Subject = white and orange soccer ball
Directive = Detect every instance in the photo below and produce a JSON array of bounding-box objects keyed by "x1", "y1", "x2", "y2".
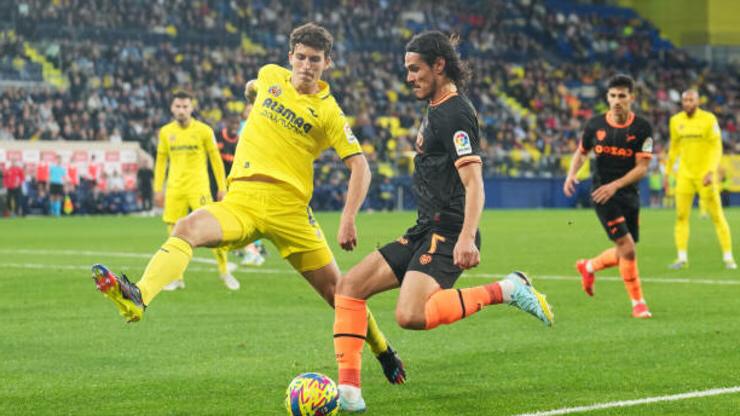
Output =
[{"x1": 284, "y1": 372, "x2": 339, "y2": 416}]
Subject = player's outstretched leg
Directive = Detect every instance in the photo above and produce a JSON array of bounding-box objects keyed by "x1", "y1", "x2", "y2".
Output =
[
  {"x1": 575, "y1": 248, "x2": 618, "y2": 296},
  {"x1": 575, "y1": 259, "x2": 595, "y2": 296},
  {"x1": 91, "y1": 264, "x2": 145, "y2": 323},
  {"x1": 506, "y1": 272, "x2": 554, "y2": 326}
]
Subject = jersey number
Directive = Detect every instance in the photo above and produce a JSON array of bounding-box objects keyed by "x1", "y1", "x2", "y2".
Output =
[{"x1": 428, "y1": 233, "x2": 446, "y2": 254}]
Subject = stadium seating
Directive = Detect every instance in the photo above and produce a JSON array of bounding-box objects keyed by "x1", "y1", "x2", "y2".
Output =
[{"x1": 1, "y1": 0, "x2": 737, "y2": 212}]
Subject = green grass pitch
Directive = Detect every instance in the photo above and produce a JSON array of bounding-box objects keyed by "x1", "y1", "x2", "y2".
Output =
[{"x1": 1, "y1": 208, "x2": 738, "y2": 415}]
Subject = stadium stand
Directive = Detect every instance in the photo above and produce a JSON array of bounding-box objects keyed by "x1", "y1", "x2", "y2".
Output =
[{"x1": 1, "y1": 0, "x2": 737, "y2": 213}]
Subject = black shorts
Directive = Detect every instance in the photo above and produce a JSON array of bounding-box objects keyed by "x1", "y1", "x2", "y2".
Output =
[
  {"x1": 378, "y1": 229, "x2": 481, "y2": 289},
  {"x1": 50, "y1": 183, "x2": 64, "y2": 197},
  {"x1": 594, "y1": 192, "x2": 640, "y2": 242}
]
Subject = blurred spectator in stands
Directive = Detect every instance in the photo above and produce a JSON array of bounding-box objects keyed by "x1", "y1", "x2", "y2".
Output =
[
  {"x1": 648, "y1": 165, "x2": 664, "y2": 208},
  {"x1": 378, "y1": 176, "x2": 396, "y2": 211},
  {"x1": 36, "y1": 159, "x2": 50, "y2": 194},
  {"x1": 4, "y1": 161, "x2": 26, "y2": 217},
  {"x1": 137, "y1": 159, "x2": 154, "y2": 213}
]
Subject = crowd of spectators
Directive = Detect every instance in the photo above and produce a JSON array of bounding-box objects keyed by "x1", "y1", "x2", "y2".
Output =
[{"x1": 1, "y1": 0, "x2": 738, "y2": 213}]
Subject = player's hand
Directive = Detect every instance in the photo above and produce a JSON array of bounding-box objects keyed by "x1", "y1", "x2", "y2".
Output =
[
  {"x1": 563, "y1": 176, "x2": 579, "y2": 197},
  {"x1": 244, "y1": 80, "x2": 257, "y2": 104},
  {"x1": 216, "y1": 190, "x2": 226, "y2": 201},
  {"x1": 154, "y1": 191, "x2": 164, "y2": 208},
  {"x1": 453, "y1": 236, "x2": 480, "y2": 270},
  {"x1": 702, "y1": 171, "x2": 713, "y2": 186},
  {"x1": 591, "y1": 182, "x2": 618, "y2": 204},
  {"x1": 337, "y1": 218, "x2": 357, "y2": 251}
]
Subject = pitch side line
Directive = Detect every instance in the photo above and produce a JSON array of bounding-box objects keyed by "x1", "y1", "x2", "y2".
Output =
[
  {"x1": 512, "y1": 386, "x2": 740, "y2": 416},
  {"x1": 0, "y1": 248, "x2": 737, "y2": 285}
]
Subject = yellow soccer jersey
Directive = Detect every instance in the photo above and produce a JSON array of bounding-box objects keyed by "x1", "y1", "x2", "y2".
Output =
[
  {"x1": 667, "y1": 108, "x2": 722, "y2": 180},
  {"x1": 154, "y1": 119, "x2": 227, "y2": 193},
  {"x1": 229, "y1": 64, "x2": 362, "y2": 202}
]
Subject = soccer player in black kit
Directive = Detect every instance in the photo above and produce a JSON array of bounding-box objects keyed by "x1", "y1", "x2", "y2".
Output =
[
  {"x1": 332, "y1": 31, "x2": 554, "y2": 412},
  {"x1": 564, "y1": 74, "x2": 654, "y2": 319}
]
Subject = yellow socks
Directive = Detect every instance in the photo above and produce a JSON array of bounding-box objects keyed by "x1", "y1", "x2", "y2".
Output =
[
  {"x1": 365, "y1": 308, "x2": 388, "y2": 356},
  {"x1": 137, "y1": 237, "x2": 193, "y2": 305},
  {"x1": 212, "y1": 247, "x2": 229, "y2": 275}
]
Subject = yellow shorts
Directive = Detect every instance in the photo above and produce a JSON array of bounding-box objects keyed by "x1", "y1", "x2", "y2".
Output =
[
  {"x1": 163, "y1": 188, "x2": 212, "y2": 224},
  {"x1": 675, "y1": 176, "x2": 719, "y2": 199},
  {"x1": 202, "y1": 181, "x2": 333, "y2": 272}
]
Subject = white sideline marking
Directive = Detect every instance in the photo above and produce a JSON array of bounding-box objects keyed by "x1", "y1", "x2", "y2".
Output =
[
  {"x1": 0, "y1": 248, "x2": 738, "y2": 285},
  {"x1": 512, "y1": 386, "x2": 740, "y2": 416}
]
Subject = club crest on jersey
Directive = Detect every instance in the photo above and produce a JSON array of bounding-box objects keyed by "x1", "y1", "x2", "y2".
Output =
[
  {"x1": 169, "y1": 134, "x2": 176, "y2": 142},
  {"x1": 453, "y1": 131, "x2": 472, "y2": 155},
  {"x1": 596, "y1": 129, "x2": 606, "y2": 141},
  {"x1": 268, "y1": 85, "x2": 282, "y2": 98},
  {"x1": 642, "y1": 137, "x2": 653, "y2": 153}
]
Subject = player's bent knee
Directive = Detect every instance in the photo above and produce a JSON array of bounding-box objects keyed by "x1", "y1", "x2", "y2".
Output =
[
  {"x1": 395, "y1": 307, "x2": 425, "y2": 330},
  {"x1": 171, "y1": 211, "x2": 222, "y2": 248}
]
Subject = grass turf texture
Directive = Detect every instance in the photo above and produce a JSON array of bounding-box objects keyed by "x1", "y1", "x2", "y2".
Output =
[{"x1": 0, "y1": 208, "x2": 738, "y2": 415}]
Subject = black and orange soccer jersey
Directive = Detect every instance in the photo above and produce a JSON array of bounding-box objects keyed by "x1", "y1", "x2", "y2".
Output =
[
  {"x1": 409, "y1": 92, "x2": 483, "y2": 237},
  {"x1": 216, "y1": 127, "x2": 239, "y2": 175},
  {"x1": 579, "y1": 111, "x2": 654, "y2": 193}
]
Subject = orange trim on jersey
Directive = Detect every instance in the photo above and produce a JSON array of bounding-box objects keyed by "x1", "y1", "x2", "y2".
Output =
[
  {"x1": 578, "y1": 142, "x2": 588, "y2": 155},
  {"x1": 636, "y1": 152, "x2": 653, "y2": 160},
  {"x1": 605, "y1": 111, "x2": 635, "y2": 129},
  {"x1": 430, "y1": 92, "x2": 459, "y2": 107},
  {"x1": 455, "y1": 155, "x2": 482, "y2": 169},
  {"x1": 607, "y1": 217, "x2": 626, "y2": 227},
  {"x1": 221, "y1": 127, "x2": 239, "y2": 144}
]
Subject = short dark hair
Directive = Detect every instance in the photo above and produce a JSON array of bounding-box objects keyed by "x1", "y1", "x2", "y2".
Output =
[
  {"x1": 405, "y1": 31, "x2": 470, "y2": 88},
  {"x1": 607, "y1": 74, "x2": 635, "y2": 92},
  {"x1": 290, "y1": 23, "x2": 333, "y2": 57},
  {"x1": 172, "y1": 90, "x2": 193, "y2": 101}
]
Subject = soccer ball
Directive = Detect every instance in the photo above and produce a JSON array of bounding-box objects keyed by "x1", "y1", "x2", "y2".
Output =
[{"x1": 284, "y1": 372, "x2": 339, "y2": 416}]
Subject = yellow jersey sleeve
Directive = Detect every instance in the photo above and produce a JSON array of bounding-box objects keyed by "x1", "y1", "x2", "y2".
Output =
[
  {"x1": 153, "y1": 127, "x2": 170, "y2": 193},
  {"x1": 705, "y1": 112, "x2": 722, "y2": 174},
  {"x1": 666, "y1": 114, "x2": 681, "y2": 177},
  {"x1": 203, "y1": 127, "x2": 227, "y2": 192},
  {"x1": 229, "y1": 64, "x2": 362, "y2": 202},
  {"x1": 323, "y1": 102, "x2": 362, "y2": 160}
]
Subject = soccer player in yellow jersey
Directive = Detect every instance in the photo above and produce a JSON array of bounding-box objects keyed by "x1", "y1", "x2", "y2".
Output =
[
  {"x1": 667, "y1": 90, "x2": 736, "y2": 270},
  {"x1": 152, "y1": 91, "x2": 239, "y2": 290},
  {"x1": 91, "y1": 23, "x2": 405, "y2": 385}
]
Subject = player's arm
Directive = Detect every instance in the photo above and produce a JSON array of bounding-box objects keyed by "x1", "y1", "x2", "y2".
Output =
[
  {"x1": 205, "y1": 129, "x2": 227, "y2": 200},
  {"x1": 592, "y1": 157, "x2": 650, "y2": 204},
  {"x1": 338, "y1": 154, "x2": 371, "y2": 251},
  {"x1": 455, "y1": 161, "x2": 484, "y2": 270},
  {"x1": 665, "y1": 116, "x2": 680, "y2": 182},
  {"x1": 564, "y1": 149, "x2": 588, "y2": 197},
  {"x1": 703, "y1": 114, "x2": 723, "y2": 186},
  {"x1": 153, "y1": 129, "x2": 169, "y2": 207},
  {"x1": 244, "y1": 79, "x2": 258, "y2": 104}
]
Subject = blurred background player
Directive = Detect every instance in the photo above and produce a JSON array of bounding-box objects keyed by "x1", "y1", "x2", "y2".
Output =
[
  {"x1": 333, "y1": 31, "x2": 553, "y2": 412},
  {"x1": 48, "y1": 155, "x2": 67, "y2": 217},
  {"x1": 137, "y1": 158, "x2": 154, "y2": 214},
  {"x1": 565, "y1": 74, "x2": 654, "y2": 319},
  {"x1": 153, "y1": 90, "x2": 238, "y2": 291},
  {"x1": 91, "y1": 23, "x2": 404, "y2": 385},
  {"x1": 4, "y1": 161, "x2": 25, "y2": 217},
  {"x1": 666, "y1": 90, "x2": 736, "y2": 270}
]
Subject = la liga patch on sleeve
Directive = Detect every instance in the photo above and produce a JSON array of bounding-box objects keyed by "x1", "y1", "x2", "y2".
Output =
[{"x1": 453, "y1": 131, "x2": 472, "y2": 155}]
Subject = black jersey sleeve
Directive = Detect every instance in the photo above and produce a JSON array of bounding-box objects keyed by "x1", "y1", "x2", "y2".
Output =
[
  {"x1": 435, "y1": 106, "x2": 482, "y2": 169},
  {"x1": 634, "y1": 118, "x2": 654, "y2": 160},
  {"x1": 579, "y1": 118, "x2": 597, "y2": 154}
]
